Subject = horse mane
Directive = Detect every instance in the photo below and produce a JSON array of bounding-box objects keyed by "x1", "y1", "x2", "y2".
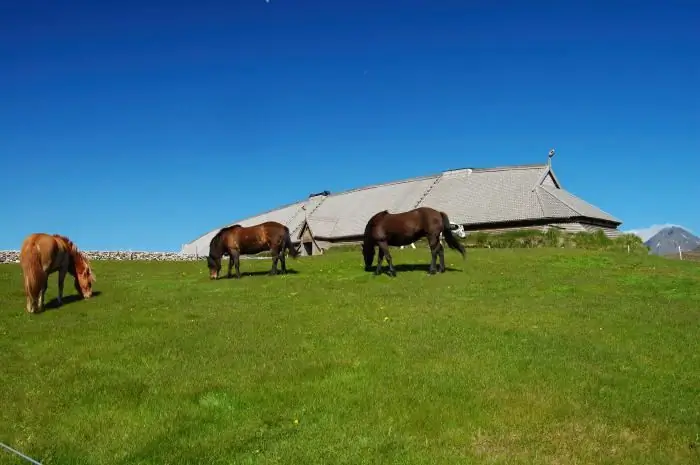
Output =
[
  {"x1": 363, "y1": 210, "x2": 390, "y2": 240},
  {"x1": 53, "y1": 234, "x2": 95, "y2": 280},
  {"x1": 211, "y1": 225, "x2": 235, "y2": 242},
  {"x1": 52, "y1": 234, "x2": 79, "y2": 259},
  {"x1": 368, "y1": 210, "x2": 390, "y2": 225},
  {"x1": 215, "y1": 224, "x2": 241, "y2": 237},
  {"x1": 209, "y1": 225, "x2": 241, "y2": 257}
]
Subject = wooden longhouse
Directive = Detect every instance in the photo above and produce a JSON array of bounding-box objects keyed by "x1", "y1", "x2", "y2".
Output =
[{"x1": 181, "y1": 160, "x2": 622, "y2": 256}]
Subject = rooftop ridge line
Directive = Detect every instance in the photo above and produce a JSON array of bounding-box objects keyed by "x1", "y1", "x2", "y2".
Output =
[
  {"x1": 183, "y1": 161, "x2": 551, "y2": 247},
  {"x1": 321, "y1": 163, "x2": 547, "y2": 199},
  {"x1": 537, "y1": 185, "x2": 583, "y2": 217},
  {"x1": 538, "y1": 185, "x2": 621, "y2": 223}
]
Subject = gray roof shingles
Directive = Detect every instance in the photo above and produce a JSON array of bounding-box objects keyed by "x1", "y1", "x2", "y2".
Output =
[
  {"x1": 308, "y1": 176, "x2": 440, "y2": 238},
  {"x1": 181, "y1": 163, "x2": 621, "y2": 254}
]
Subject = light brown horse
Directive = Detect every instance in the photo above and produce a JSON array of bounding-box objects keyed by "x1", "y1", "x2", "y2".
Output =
[
  {"x1": 207, "y1": 221, "x2": 299, "y2": 279},
  {"x1": 19, "y1": 233, "x2": 96, "y2": 313}
]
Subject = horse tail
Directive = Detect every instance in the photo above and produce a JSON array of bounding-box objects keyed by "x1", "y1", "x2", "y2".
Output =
[
  {"x1": 440, "y1": 211, "x2": 466, "y2": 259},
  {"x1": 284, "y1": 226, "x2": 299, "y2": 258},
  {"x1": 19, "y1": 239, "x2": 45, "y2": 306}
]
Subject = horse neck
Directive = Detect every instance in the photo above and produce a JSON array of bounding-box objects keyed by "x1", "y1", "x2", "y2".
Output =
[
  {"x1": 373, "y1": 211, "x2": 390, "y2": 223},
  {"x1": 210, "y1": 233, "x2": 228, "y2": 258},
  {"x1": 67, "y1": 246, "x2": 89, "y2": 276}
]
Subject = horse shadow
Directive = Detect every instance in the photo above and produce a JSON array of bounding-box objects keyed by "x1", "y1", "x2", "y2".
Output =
[
  {"x1": 367, "y1": 264, "x2": 460, "y2": 274},
  {"x1": 223, "y1": 269, "x2": 300, "y2": 279},
  {"x1": 44, "y1": 291, "x2": 103, "y2": 310}
]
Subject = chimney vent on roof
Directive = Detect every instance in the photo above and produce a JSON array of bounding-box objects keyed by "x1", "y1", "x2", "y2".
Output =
[
  {"x1": 309, "y1": 190, "x2": 330, "y2": 198},
  {"x1": 442, "y1": 168, "x2": 473, "y2": 178}
]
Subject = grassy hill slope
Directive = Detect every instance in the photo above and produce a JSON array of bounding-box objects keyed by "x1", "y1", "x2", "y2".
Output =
[{"x1": 1, "y1": 248, "x2": 699, "y2": 464}]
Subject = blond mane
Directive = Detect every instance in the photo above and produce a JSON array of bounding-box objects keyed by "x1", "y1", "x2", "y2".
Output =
[{"x1": 53, "y1": 234, "x2": 96, "y2": 281}]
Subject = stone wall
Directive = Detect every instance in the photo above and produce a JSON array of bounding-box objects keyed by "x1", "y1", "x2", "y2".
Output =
[{"x1": 0, "y1": 250, "x2": 202, "y2": 264}]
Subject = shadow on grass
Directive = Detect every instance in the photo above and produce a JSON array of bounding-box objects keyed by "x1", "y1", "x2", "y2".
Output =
[
  {"x1": 114, "y1": 411, "x2": 301, "y2": 465},
  {"x1": 44, "y1": 290, "x2": 103, "y2": 310},
  {"x1": 366, "y1": 264, "x2": 461, "y2": 274},
  {"x1": 218, "y1": 269, "x2": 300, "y2": 279}
]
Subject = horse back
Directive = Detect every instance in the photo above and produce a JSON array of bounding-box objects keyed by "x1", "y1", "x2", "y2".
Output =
[
  {"x1": 20, "y1": 233, "x2": 71, "y2": 274},
  {"x1": 367, "y1": 207, "x2": 443, "y2": 245},
  {"x1": 227, "y1": 222, "x2": 285, "y2": 254},
  {"x1": 380, "y1": 210, "x2": 423, "y2": 234}
]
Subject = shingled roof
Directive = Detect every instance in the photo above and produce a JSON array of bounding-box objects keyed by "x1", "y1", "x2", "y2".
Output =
[{"x1": 181, "y1": 163, "x2": 621, "y2": 255}]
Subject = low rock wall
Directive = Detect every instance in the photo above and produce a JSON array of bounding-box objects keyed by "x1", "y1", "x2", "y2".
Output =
[{"x1": 0, "y1": 250, "x2": 202, "y2": 264}]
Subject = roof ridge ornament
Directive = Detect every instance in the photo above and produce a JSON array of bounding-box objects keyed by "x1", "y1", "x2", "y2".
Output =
[
  {"x1": 442, "y1": 168, "x2": 473, "y2": 178},
  {"x1": 548, "y1": 148, "x2": 555, "y2": 167}
]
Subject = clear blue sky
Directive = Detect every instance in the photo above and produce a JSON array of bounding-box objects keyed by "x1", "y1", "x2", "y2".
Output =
[{"x1": 2, "y1": 0, "x2": 698, "y2": 251}]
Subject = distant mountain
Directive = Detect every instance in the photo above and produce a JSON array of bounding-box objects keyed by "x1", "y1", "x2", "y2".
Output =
[
  {"x1": 625, "y1": 223, "x2": 687, "y2": 242},
  {"x1": 644, "y1": 226, "x2": 700, "y2": 256}
]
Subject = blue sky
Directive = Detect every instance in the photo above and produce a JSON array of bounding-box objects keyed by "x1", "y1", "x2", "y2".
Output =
[{"x1": 1, "y1": 0, "x2": 698, "y2": 251}]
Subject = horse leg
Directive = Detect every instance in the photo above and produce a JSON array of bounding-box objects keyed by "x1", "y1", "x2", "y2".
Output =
[
  {"x1": 278, "y1": 248, "x2": 287, "y2": 274},
  {"x1": 427, "y1": 235, "x2": 440, "y2": 275},
  {"x1": 438, "y1": 243, "x2": 446, "y2": 273},
  {"x1": 231, "y1": 250, "x2": 242, "y2": 279},
  {"x1": 25, "y1": 292, "x2": 35, "y2": 314},
  {"x1": 226, "y1": 254, "x2": 235, "y2": 279},
  {"x1": 374, "y1": 244, "x2": 384, "y2": 275},
  {"x1": 24, "y1": 274, "x2": 39, "y2": 313},
  {"x1": 376, "y1": 248, "x2": 385, "y2": 272},
  {"x1": 57, "y1": 269, "x2": 67, "y2": 305},
  {"x1": 38, "y1": 276, "x2": 48, "y2": 312},
  {"x1": 268, "y1": 247, "x2": 280, "y2": 275},
  {"x1": 378, "y1": 241, "x2": 396, "y2": 277}
]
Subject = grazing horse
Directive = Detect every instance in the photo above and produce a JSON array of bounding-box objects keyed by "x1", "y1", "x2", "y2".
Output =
[
  {"x1": 19, "y1": 233, "x2": 96, "y2": 313},
  {"x1": 362, "y1": 206, "x2": 466, "y2": 276},
  {"x1": 207, "y1": 221, "x2": 299, "y2": 279}
]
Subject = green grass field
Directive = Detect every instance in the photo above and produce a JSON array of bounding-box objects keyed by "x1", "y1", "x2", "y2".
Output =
[{"x1": 1, "y1": 247, "x2": 699, "y2": 464}]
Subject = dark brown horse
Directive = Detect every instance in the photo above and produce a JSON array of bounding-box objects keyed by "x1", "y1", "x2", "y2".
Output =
[
  {"x1": 362, "y1": 206, "x2": 466, "y2": 276},
  {"x1": 207, "y1": 221, "x2": 299, "y2": 279}
]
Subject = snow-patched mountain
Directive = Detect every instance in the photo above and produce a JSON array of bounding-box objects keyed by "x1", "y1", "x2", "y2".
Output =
[{"x1": 643, "y1": 226, "x2": 700, "y2": 256}]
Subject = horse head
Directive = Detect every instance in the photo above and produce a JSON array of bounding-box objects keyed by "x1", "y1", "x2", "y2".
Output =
[
  {"x1": 73, "y1": 252, "x2": 95, "y2": 298},
  {"x1": 207, "y1": 228, "x2": 230, "y2": 279},
  {"x1": 207, "y1": 254, "x2": 221, "y2": 279}
]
